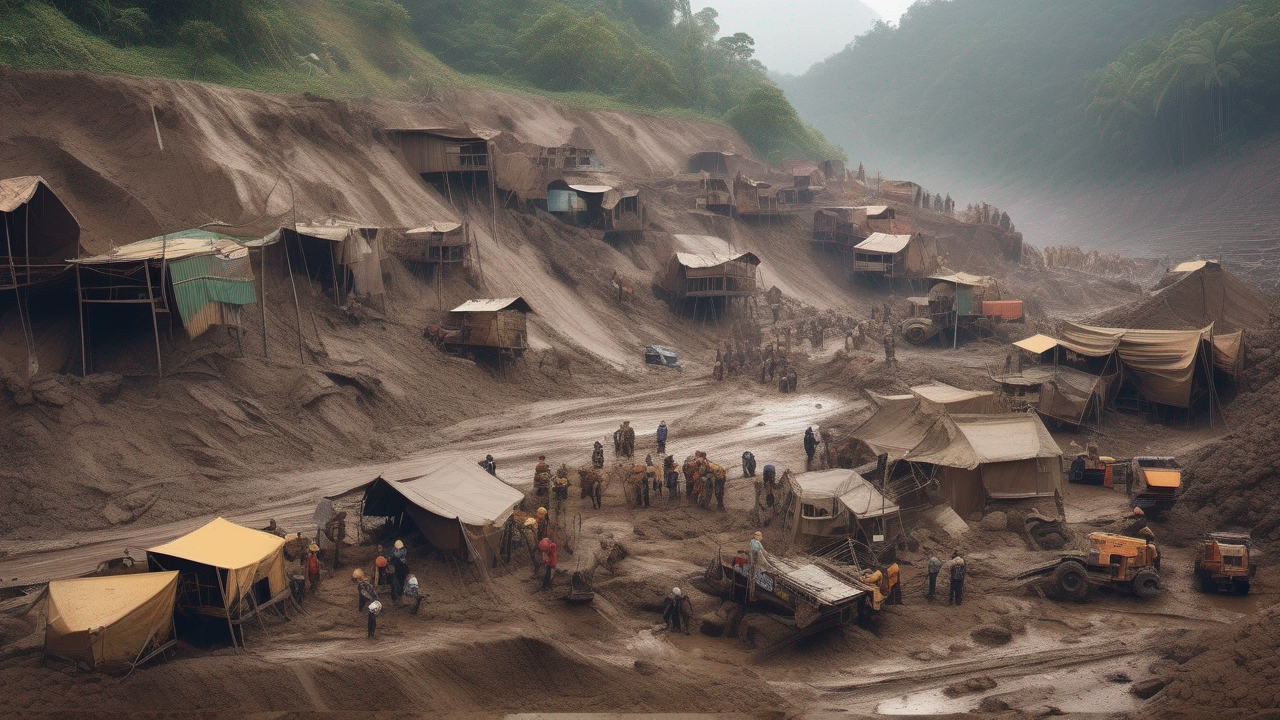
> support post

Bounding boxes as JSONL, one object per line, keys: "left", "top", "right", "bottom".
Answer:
{"left": 260, "top": 241, "right": 269, "bottom": 358}
{"left": 143, "top": 261, "right": 163, "bottom": 378}
{"left": 282, "top": 235, "right": 305, "bottom": 363}
{"left": 76, "top": 264, "right": 87, "bottom": 377}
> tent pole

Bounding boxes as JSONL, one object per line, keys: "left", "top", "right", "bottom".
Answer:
{"left": 144, "top": 260, "right": 163, "bottom": 378}
{"left": 282, "top": 237, "right": 305, "bottom": 364}
{"left": 75, "top": 264, "right": 86, "bottom": 377}
{"left": 259, "top": 243, "right": 269, "bottom": 358}
{"left": 328, "top": 242, "right": 341, "bottom": 307}
{"left": 214, "top": 571, "right": 240, "bottom": 651}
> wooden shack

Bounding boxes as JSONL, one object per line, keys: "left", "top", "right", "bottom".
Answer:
{"left": 444, "top": 297, "right": 532, "bottom": 358}
{"left": 393, "top": 126, "right": 493, "bottom": 199}
{"left": 812, "top": 206, "right": 896, "bottom": 252}
{"left": 851, "top": 232, "right": 938, "bottom": 279}
{"left": 657, "top": 249, "right": 761, "bottom": 319}
{"left": 686, "top": 151, "right": 734, "bottom": 175}
{"left": 691, "top": 176, "right": 733, "bottom": 215}
{"left": 733, "top": 173, "right": 782, "bottom": 220}
{"left": 880, "top": 180, "right": 922, "bottom": 205}
{"left": 546, "top": 180, "right": 644, "bottom": 235}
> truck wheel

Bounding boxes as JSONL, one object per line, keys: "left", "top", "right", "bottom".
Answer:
{"left": 1198, "top": 576, "right": 1216, "bottom": 593}
{"left": 1132, "top": 569, "right": 1161, "bottom": 598}
{"left": 1052, "top": 560, "right": 1089, "bottom": 600}
{"left": 1233, "top": 579, "right": 1251, "bottom": 595}
{"left": 904, "top": 325, "right": 928, "bottom": 344}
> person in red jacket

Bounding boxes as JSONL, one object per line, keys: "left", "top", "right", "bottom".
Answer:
{"left": 538, "top": 537, "right": 558, "bottom": 591}
{"left": 306, "top": 543, "right": 322, "bottom": 592}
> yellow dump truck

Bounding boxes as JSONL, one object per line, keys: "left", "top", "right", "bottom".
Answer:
{"left": 1194, "top": 532, "right": 1255, "bottom": 595}
{"left": 1017, "top": 531, "right": 1161, "bottom": 600}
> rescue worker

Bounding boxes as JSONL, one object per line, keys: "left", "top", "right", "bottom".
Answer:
{"left": 403, "top": 573, "right": 424, "bottom": 615}
{"left": 1121, "top": 507, "right": 1149, "bottom": 538}
{"left": 621, "top": 421, "right": 636, "bottom": 458}
{"left": 536, "top": 507, "right": 549, "bottom": 540}
{"left": 656, "top": 421, "right": 668, "bottom": 455}
{"left": 539, "top": 536, "right": 558, "bottom": 591}
{"left": 664, "top": 456, "right": 680, "bottom": 500}
{"left": 777, "top": 367, "right": 789, "bottom": 393}
{"left": 374, "top": 550, "right": 390, "bottom": 594}
{"left": 787, "top": 366, "right": 798, "bottom": 392}
{"left": 661, "top": 587, "right": 692, "bottom": 635}
{"left": 948, "top": 553, "right": 966, "bottom": 606}
{"left": 926, "top": 555, "right": 941, "bottom": 601}
{"left": 883, "top": 330, "right": 897, "bottom": 367}
{"left": 647, "top": 458, "right": 662, "bottom": 500}
{"left": 534, "top": 456, "right": 551, "bottom": 498}
{"left": 390, "top": 539, "right": 409, "bottom": 602}
{"left": 886, "top": 562, "right": 902, "bottom": 605}
{"left": 325, "top": 511, "right": 347, "bottom": 569}
{"left": 741, "top": 451, "right": 756, "bottom": 477}
{"left": 306, "top": 543, "right": 322, "bottom": 593}
{"left": 683, "top": 454, "right": 698, "bottom": 499}
{"left": 804, "top": 427, "right": 818, "bottom": 471}
{"left": 521, "top": 516, "right": 542, "bottom": 579}
{"left": 354, "top": 567, "right": 377, "bottom": 613}
{"left": 761, "top": 464, "right": 777, "bottom": 507}
{"left": 707, "top": 461, "right": 727, "bottom": 510}
{"left": 592, "top": 441, "right": 605, "bottom": 469}
{"left": 478, "top": 454, "right": 497, "bottom": 475}
{"left": 552, "top": 465, "right": 570, "bottom": 523}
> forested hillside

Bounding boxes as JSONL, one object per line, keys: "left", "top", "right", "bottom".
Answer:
{"left": 0, "top": 0, "right": 840, "bottom": 162}
{"left": 781, "top": 0, "right": 1237, "bottom": 182}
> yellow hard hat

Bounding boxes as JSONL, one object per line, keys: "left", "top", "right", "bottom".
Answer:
{"left": 537, "top": 507, "right": 547, "bottom": 517}
{"left": 394, "top": 540, "right": 404, "bottom": 550}
{"left": 309, "top": 543, "right": 320, "bottom": 553}
{"left": 352, "top": 568, "right": 365, "bottom": 580}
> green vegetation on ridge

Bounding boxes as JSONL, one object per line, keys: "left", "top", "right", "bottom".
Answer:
{"left": 0, "top": 0, "right": 842, "bottom": 162}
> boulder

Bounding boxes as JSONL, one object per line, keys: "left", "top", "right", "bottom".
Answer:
{"left": 633, "top": 659, "right": 659, "bottom": 676}
{"left": 980, "top": 511, "right": 1009, "bottom": 532}
{"left": 1130, "top": 678, "right": 1167, "bottom": 699}
{"left": 978, "top": 696, "right": 1011, "bottom": 712}
{"left": 943, "top": 676, "right": 997, "bottom": 697}
{"left": 972, "top": 625, "right": 1014, "bottom": 646}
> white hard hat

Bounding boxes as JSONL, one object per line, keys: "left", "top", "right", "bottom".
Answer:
{"left": 672, "top": 587, "right": 682, "bottom": 596}
{"left": 368, "top": 600, "right": 383, "bottom": 615}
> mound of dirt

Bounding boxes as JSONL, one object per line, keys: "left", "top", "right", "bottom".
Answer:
{"left": 1179, "top": 327, "right": 1280, "bottom": 544}
{"left": 1145, "top": 604, "right": 1280, "bottom": 718}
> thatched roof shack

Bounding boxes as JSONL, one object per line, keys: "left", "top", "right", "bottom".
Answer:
{"left": 852, "top": 232, "right": 939, "bottom": 278}
{"left": 448, "top": 297, "right": 533, "bottom": 353}
{"left": 658, "top": 250, "right": 761, "bottom": 299}
{"left": 1, "top": 176, "right": 80, "bottom": 289}
{"left": 393, "top": 222, "right": 469, "bottom": 265}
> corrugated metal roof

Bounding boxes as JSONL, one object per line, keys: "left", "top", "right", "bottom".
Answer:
{"left": 168, "top": 253, "right": 257, "bottom": 339}
{"left": 674, "top": 251, "right": 761, "bottom": 269}
{"left": 450, "top": 297, "right": 533, "bottom": 314}
{"left": 768, "top": 556, "right": 867, "bottom": 605}
{"left": 929, "top": 271, "right": 991, "bottom": 287}
{"left": 1014, "top": 334, "right": 1059, "bottom": 354}
{"left": 71, "top": 229, "right": 248, "bottom": 265}
{"left": 854, "top": 233, "right": 912, "bottom": 254}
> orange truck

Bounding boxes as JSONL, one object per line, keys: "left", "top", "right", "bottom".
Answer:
{"left": 1133, "top": 457, "right": 1181, "bottom": 518}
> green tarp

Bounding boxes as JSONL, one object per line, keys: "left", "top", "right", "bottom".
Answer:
{"left": 168, "top": 253, "right": 257, "bottom": 339}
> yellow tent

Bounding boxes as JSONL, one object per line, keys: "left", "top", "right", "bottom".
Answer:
{"left": 45, "top": 571, "right": 178, "bottom": 668}
{"left": 146, "top": 518, "right": 288, "bottom": 618}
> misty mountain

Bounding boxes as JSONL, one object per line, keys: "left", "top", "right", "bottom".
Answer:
{"left": 779, "top": 0, "right": 1229, "bottom": 184}
{"left": 693, "top": 0, "right": 879, "bottom": 76}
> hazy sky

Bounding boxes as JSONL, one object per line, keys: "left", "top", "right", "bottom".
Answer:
{"left": 692, "top": 0, "right": 887, "bottom": 75}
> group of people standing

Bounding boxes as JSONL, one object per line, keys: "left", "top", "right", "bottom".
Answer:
{"left": 350, "top": 538, "right": 424, "bottom": 638}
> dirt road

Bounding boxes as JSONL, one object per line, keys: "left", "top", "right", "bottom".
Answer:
{"left": 0, "top": 372, "right": 855, "bottom": 586}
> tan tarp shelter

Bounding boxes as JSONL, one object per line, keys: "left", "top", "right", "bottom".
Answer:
{"left": 910, "top": 382, "right": 995, "bottom": 415}
{"left": 146, "top": 518, "right": 288, "bottom": 617}
{"left": 906, "top": 413, "right": 1063, "bottom": 518}
{"left": 1061, "top": 321, "right": 1211, "bottom": 408}
{"left": 1037, "top": 365, "right": 1111, "bottom": 426}
{"left": 786, "top": 469, "right": 861, "bottom": 543}
{"left": 288, "top": 219, "right": 387, "bottom": 299}
{"left": 346, "top": 455, "right": 525, "bottom": 566}
{"left": 45, "top": 571, "right": 178, "bottom": 668}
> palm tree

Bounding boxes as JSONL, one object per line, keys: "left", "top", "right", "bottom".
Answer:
{"left": 1086, "top": 61, "right": 1143, "bottom": 143}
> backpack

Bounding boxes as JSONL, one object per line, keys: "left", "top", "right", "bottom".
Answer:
{"left": 951, "top": 562, "right": 966, "bottom": 581}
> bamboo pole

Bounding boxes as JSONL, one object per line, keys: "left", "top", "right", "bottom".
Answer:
{"left": 75, "top": 264, "right": 86, "bottom": 376}
{"left": 144, "top": 261, "right": 163, "bottom": 378}
{"left": 283, "top": 237, "right": 305, "bottom": 364}
{"left": 260, "top": 242, "right": 269, "bottom": 358}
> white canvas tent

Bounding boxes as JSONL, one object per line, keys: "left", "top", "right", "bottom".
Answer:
{"left": 910, "top": 382, "right": 995, "bottom": 415}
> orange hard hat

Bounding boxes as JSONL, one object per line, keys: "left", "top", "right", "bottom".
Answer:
{"left": 376, "top": 556, "right": 388, "bottom": 568}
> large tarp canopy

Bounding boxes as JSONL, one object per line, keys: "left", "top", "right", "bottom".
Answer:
{"left": 838, "top": 478, "right": 899, "bottom": 519}
{"left": 1101, "top": 261, "right": 1271, "bottom": 333}
{"left": 348, "top": 455, "right": 524, "bottom": 564}
{"left": 910, "top": 382, "right": 995, "bottom": 415}
{"left": 906, "top": 413, "right": 1063, "bottom": 470}
{"left": 1062, "top": 321, "right": 1211, "bottom": 407}
{"left": 45, "top": 571, "right": 178, "bottom": 668}
{"left": 848, "top": 396, "right": 935, "bottom": 461}
{"left": 146, "top": 518, "right": 288, "bottom": 613}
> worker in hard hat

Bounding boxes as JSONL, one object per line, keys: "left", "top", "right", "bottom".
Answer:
{"left": 661, "top": 586, "right": 692, "bottom": 634}
{"left": 1121, "top": 507, "right": 1149, "bottom": 538}
{"left": 538, "top": 536, "right": 558, "bottom": 591}
{"left": 403, "top": 574, "right": 424, "bottom": 615}
{"left": 353, "top": 568, "right": 378, "bottom": 613}
{"left": 306, "top": 543, "right": 322, "bottom": 593}
{"left": 536, "top": 507, "right": 549, "bottom": 541}
{"left": 374, "top": 548, "right": 390, "bottom": 593}
{"left": 390, "top": 539, "right": 409, "bottom": 603}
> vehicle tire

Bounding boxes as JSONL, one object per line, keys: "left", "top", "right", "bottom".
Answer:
{"left": 1132, "top": 569, "right": 1161, "bottom": 598}
{"left": 1198, "top": 576, "right": 1216, "bottom": 593}
{"left": 1234, "top": 579, "right": 1251, "bottom": 595}
{"left": 1052, "top": 560, "right": 1089, "bottom": 600}
{"left": 904, "top": 324, "right": 928, "bottom": 345}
